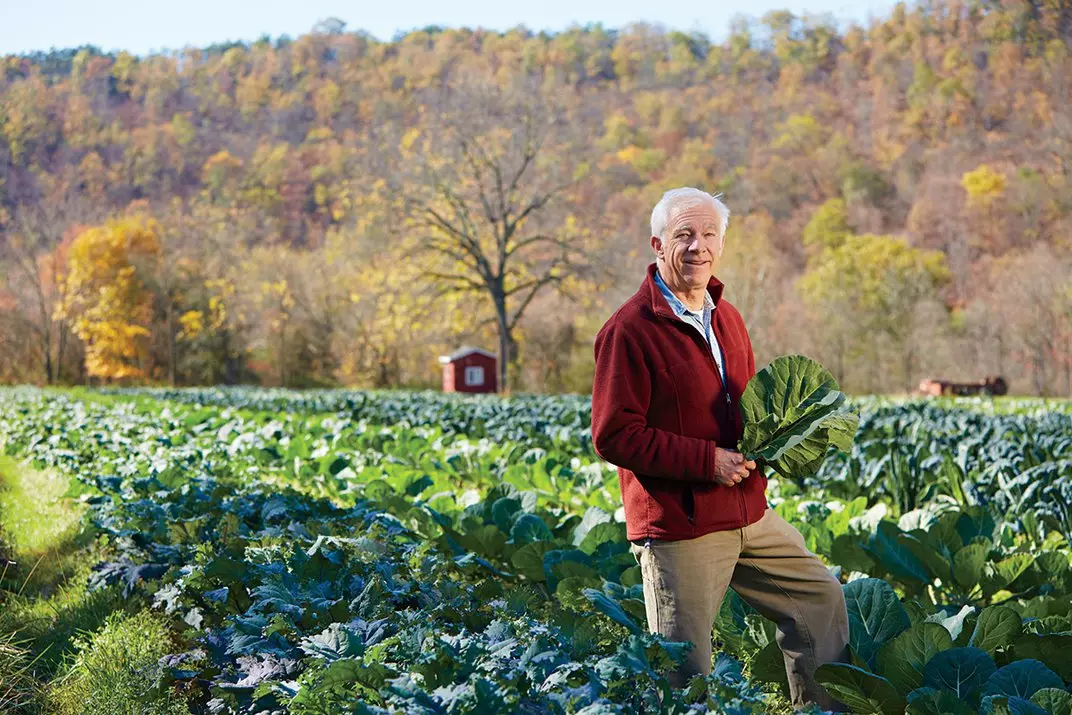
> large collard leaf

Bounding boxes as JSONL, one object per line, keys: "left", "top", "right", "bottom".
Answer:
{"left": 738, "top": 355, "right": 859, "bottom": 481}
{"left": 844, "top": 578, "right": 912, "bottom": 656}
{"left": 877, "top": 622, "right": 954, "bottom": 693}
{"left": 980, "top": 659, "right": 1063, "bottom": 700}
{"left": 979, "top": 695, "right": 1050, "bottom": 715}
{"left": 922, "top": 647, "right": 996, "bottom": 702}
{"left": 906, "top": 687, "right": 977, "bottom": 715}
{"left": 1013, "top": 634, "right": 1072, "bottom": 681}
{"left": 814, "top": 663, "right": 905, "bottom": 715}
{"left": 1030, "top": 688, "right": 1072, "bottom": 715}
{"left": 749, "top": 640, "right": 790, "bottom": 694}
{"left": 969, "top": 606, "right": 1023, "bottom": 655}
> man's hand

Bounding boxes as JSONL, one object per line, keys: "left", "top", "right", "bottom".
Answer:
{"left": 714, "top": 448, "right": 757, "bottom": 487}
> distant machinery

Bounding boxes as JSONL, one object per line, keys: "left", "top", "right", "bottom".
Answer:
{"left": 916, "top": 375, "right": 1008, "bottom": 397}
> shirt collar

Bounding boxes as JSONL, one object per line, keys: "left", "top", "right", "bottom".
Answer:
{"left": 654, "top": 269, "right": 713, "bottom": 319}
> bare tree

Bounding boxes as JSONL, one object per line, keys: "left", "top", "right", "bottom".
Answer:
{"left": 390, "top": 76, "right": 597, "bottom": 393}
{"left": 4, "top": 197, "right": 100, "bottom": 383}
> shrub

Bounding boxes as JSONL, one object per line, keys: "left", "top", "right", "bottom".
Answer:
{"left": 49, "top": 609, "right": 188, "bottom": 715}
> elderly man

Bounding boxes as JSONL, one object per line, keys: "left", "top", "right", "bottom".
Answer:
{"left": 591, "top": 187, "right": 849, "bottom": 710}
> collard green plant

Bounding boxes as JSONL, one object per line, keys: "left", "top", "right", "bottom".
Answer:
{"left": 1, "top": 385, "right": 1070, "bottom": 714}
{"left": 738, "top": 355, "right": 859, "bottom": 481}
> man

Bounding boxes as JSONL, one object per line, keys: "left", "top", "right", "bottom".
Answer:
{"left": 591, "top": 187, "right": 849, "bottom": 710}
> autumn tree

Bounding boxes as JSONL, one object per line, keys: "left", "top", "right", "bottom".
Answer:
{"left": 798, "top": 233, "right": 950, "bottom": 392}
{"left": 58, "top": 216, "right": 162, "bottom": 381}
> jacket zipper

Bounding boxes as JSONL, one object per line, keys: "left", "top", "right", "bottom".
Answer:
{"left": 661, "top": 308, "right": 747, "bottom": 524}
{"left": 710, "top": 313, "right": 748, "bottom": 524}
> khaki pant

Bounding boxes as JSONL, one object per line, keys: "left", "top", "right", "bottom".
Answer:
{"left": 630, "top": 507, "right": 849, "bottom": 710}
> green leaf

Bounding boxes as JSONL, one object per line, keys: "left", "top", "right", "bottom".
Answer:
{"left": 737, "top": 355, "right": 859, "bottom": 481}
{"left": 583, "top": 588, "right": 642, "bottom": 634}
{"left": 1014, "top": 634, "right": 1072, "bottom": 681}
{"left": 490, "top": 497, "right": 522, "bottom": 533}
{"left": 751, "top": 639, "right": 790, "bottom": 693}
{"left": 322, "top": 455, "right": 348, "bottom": 476}
{"left": 319, "top": 659, "right": 394, "bottom": 690}
{"left": 1007, "top": 696, "right": 1051, "bottom": 715}
{"left": 510, "top": 513, "right": 553, "bottom": 544}
{"left": 970, "top": 606, "right": 1023, "bottom": 655}
{"left": 1030, "top": 688, "right": 1072, "bottom": 715}
{"left": 906, "top": 688, "right": 978, "bottom": 715}
{"left": 831, "top": 533, "right": 876, "bottom": 574}
{"left": 571, "top": 507, "right": 612, "bottom": 547}
{"left": 898, "top": 530, "right": 952, "bottom": 583}
{"left": 981, "top": 660, "right": 1064, "bottom": 699}
{"left": 981, "top": 695, "right": 1051, "bottom": 715}
{"left": 458, "top": 523, "right": 507, "bottom": 558}
{"left": 715, "top": 588, "right": 758, "bottom": 653}
{"left": 848, "top": 645, "right": 873, "bottom": 672}
{"left": 543, "top": 549, "right": 593, "bottom": 591}
{"left": 980, "top": 554, "right": 1035, "bottom": 598}
{"left": 877, "top": 622, "right": 953, "bottom": 694}
{"left": 620, "top": 565, "right": 643, "bottom": 587}
{"left": 299, "top": 623, "right": 365, "bottom": 662}
{"left": 510, "top": 541, "right": 554, "bottom": 581}
{"left": 579, "top": 521, "right": 625, "bottom": 555}
{"left": 814, "top": 663, "right": 905, "bottom": 715}
{"left": 922, "top": 647, "right": 996, "bottom": 700}
{"left": 953, "top": 542, "right": 990, "bottom": 590}
{"left": 869, "top": 521, "right": 931, "bottom": 584}
{"left": 844, "top": 578, "right": 912, "bottom": 651}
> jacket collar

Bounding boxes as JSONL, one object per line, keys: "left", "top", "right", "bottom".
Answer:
{"left": 645, "top": 262, "right": 724, "bottom": 319}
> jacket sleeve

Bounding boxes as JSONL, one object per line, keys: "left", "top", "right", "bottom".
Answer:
{"left": 591, "top": 321, "right": 716, "bottom": 482}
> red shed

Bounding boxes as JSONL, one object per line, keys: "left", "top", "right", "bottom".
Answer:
{"left": 438, "top": 346, "right": 498, "bottom": 393}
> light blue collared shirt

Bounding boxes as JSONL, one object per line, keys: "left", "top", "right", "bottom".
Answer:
{"left": 654, "top": 269, "right": 728, "bottom": 387}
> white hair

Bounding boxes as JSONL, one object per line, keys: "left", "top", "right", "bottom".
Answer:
{"left": 650, "top": 187, "right": 730, "bottom": 246}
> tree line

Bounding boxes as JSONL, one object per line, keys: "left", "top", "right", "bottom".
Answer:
{"left": 1, "top": 0, "right": 1070, "bottom": 395}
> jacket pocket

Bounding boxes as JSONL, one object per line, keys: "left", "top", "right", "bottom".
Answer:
{"left": 682, "top": 484, "right": 695, "bottom": 524}
{"left": 664, "top": 358, "right": 721, "bottom": 439}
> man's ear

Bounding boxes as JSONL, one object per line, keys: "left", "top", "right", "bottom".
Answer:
{"left": 650, "top": 235, "right": 662, "bottom": 257}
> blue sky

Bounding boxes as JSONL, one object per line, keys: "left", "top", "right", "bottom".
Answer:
{"left": 0, "top": 0, "right": 897, "bottom": 56}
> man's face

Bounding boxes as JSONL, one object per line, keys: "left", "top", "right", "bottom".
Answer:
{"left": 651, "top": 201, "right": 723, "bottom": 292}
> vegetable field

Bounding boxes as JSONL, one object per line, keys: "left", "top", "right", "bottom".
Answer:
{"left": 1, "top": 387, "right": 1071, "bottom": 714}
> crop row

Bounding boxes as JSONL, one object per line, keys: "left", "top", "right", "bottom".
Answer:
{"left": 1, "top": 387, "right": 1071, "bottom": 713}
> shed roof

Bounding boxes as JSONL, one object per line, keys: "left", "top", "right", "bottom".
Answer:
{"left": 437, "top": 345, "right": 497, "bottom": 364}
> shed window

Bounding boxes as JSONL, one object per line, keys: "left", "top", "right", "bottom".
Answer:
{"left": 464, "top": 365, "right": 485, "bottom": 386}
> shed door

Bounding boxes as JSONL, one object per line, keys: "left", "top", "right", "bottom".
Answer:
{"left": 464, "top": 365, "right": 485, "bottom": 387}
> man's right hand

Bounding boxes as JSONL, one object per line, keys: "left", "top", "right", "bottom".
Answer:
{"left": 714, "top": 448, "right": 757, "bottom": 487}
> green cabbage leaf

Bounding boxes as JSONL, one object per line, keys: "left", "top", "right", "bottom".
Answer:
{"left": 738, "top": 354, "right": 859, "bottom": 481}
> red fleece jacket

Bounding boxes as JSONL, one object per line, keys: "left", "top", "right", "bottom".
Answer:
{"left": 591, "top": 263, "right": 768, "bottom": 541}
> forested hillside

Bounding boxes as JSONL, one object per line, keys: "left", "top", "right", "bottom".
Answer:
{"left": 1, "top": 1, "right": 1070, "bottom": 394}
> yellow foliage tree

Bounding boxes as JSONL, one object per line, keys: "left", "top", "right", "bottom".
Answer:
{"left": 961, "top": 164, "right": 1006, "bottom": 206}
{"left": 58, "top": 217, "right": 161, "bottom": 380}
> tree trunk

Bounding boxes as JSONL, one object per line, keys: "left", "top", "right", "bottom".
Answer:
{"left": 1034, "top": 344, "right": 1046, "bottom": 396}
{"left": 279, "top": 324, "right": 287, "bottom": 387}
{"left": 44, "top": 331, "right": 54, "bottom": 384}
{"left": 1066, "top": 331, "right": 1071, "bottom": 397}
{"left": 903, "top": 346, "right": 914, "bottom": 394}
{"left": 492, "top": 288, "right": 516, "bottom": 395}
{"left": 166, "top": 298, "right": 177, "bottom": 386}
